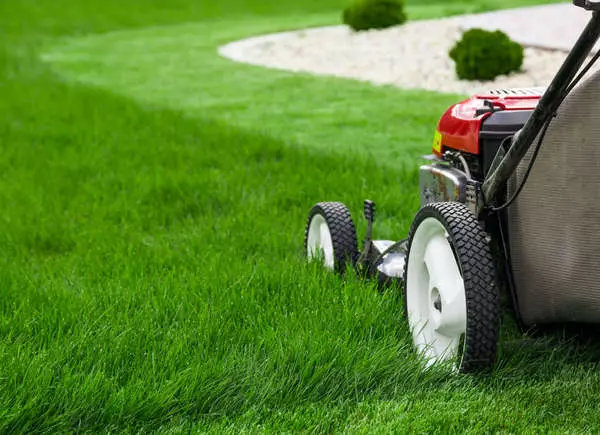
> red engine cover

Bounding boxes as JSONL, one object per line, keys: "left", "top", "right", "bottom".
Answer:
{"left": 433, "top": 90, "right": 542, "bottom": 156}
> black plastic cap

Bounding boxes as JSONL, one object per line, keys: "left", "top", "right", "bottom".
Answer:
{"left": 363, "top": 200, "right": 375, "bottom": 222}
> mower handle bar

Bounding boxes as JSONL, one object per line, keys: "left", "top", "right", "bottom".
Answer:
{"left": 481, "top": 10, "right": 600, "bottom": 211}
{"left": 574, "top": 0, "right": 600, "bottom": 11}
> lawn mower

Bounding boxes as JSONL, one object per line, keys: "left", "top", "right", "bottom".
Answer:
{"left": 304, "top": 0, "right": 600, "bottom": 373}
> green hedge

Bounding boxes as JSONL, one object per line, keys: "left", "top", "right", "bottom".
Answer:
{"left": 450, "top": 28, "right": 524, "bottom": 81}
{"left": 343, "top": 0, "right": 407, "bottom": 32}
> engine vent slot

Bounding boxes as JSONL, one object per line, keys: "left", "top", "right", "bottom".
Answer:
{"left": 486, "top": 87, "right": 546, "bottom": 97}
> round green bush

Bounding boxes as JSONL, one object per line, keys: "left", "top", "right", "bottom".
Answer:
{"left": 342, "top": 0, "right": 407, "bottom": 32}
{"left": 449, "top": 28, "right": 524, "bottom": 81}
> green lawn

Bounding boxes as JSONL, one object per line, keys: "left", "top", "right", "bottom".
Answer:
{"left": 4, "top": 0, "right": 600, "bottom": 432}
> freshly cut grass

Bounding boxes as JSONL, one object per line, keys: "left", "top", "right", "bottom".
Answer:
{"left": 42, "top": 17, "right": 462, "bottom": 167}
{"left": 1, "top": 0, "right": 596, "bottom": 432}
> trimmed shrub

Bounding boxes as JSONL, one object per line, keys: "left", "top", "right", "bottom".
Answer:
{"left": 342, "top": 0, "right": 407, "bottom": 32}
{"left": 449, "top": 28, "right": 524, "bottom": 81}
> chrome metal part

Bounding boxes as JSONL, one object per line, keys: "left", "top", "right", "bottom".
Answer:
{"left": 420, "top": 164, "right": 468, "bottom": 206}
{"left": 372, "top": 240, "right": 406, "bottom": 280}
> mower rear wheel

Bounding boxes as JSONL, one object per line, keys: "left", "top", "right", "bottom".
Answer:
{"left": 403, "top": 202, "right": 500, "bottom": 373}
{"left": 305, "top": 202, "right": 358, "bottom": 273}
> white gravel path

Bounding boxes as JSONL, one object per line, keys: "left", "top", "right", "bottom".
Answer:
{"left": 219, "top": 4, "right": 600, "bottom": 95}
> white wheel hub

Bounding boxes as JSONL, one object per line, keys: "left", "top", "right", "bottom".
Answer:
{"left": 306, "top": 214, "right": 335, "bottom": 270}
{"left": 406, "top": 217, "right": 467, "bottom": 366}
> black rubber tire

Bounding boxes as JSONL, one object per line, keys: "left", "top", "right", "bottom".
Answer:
{"left": 304, "top": 202, "right": 358, "bottom": 274}
{"left": 403, "top": 202, "right": 500, "bottom": 373}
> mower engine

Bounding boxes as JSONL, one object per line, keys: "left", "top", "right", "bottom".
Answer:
{"left": 420, "top": 88, "right": 544, "bottom": 206}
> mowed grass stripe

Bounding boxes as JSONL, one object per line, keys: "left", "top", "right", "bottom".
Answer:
{"left": 41, "top": 16, "right": 461, "bottom": 166}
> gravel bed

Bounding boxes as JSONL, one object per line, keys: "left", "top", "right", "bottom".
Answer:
{"left": 219, "top": 5, "right": 600, "bottom": 95}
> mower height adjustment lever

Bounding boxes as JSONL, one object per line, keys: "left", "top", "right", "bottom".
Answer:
{"left": 574, "top": 0, "right": 600, "bottom": 11}
{"left": 356, "top": 200, "right": 376, "bottom": 267}
{"left": 363, "top": 200, "right": 375, "bottom": 223}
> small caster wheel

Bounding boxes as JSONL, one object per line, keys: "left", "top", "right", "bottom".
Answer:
{"left": 305, "top": 202, "right": 358, "bottom": 273}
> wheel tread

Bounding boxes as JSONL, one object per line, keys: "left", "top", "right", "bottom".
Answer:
{"left": 304, "top": 202, "right": 358, "bottom": 273}
{"left": 403, "top": 202, "right": 500, "bottom": 373}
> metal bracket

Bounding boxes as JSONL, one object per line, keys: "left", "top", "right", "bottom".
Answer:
{"left": 465, "top": 180, "right": 483, "bottom": 216}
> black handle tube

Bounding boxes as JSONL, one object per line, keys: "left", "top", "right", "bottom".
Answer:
{"left": 481, "top": 12, "right": 600, "bottom": 209}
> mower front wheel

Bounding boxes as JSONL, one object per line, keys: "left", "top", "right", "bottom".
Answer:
{"left": 403, "top": 202, "right": 500, "bottom": 373}
{"left": 305, "top": 202, "right": 358, "bottom": 273}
